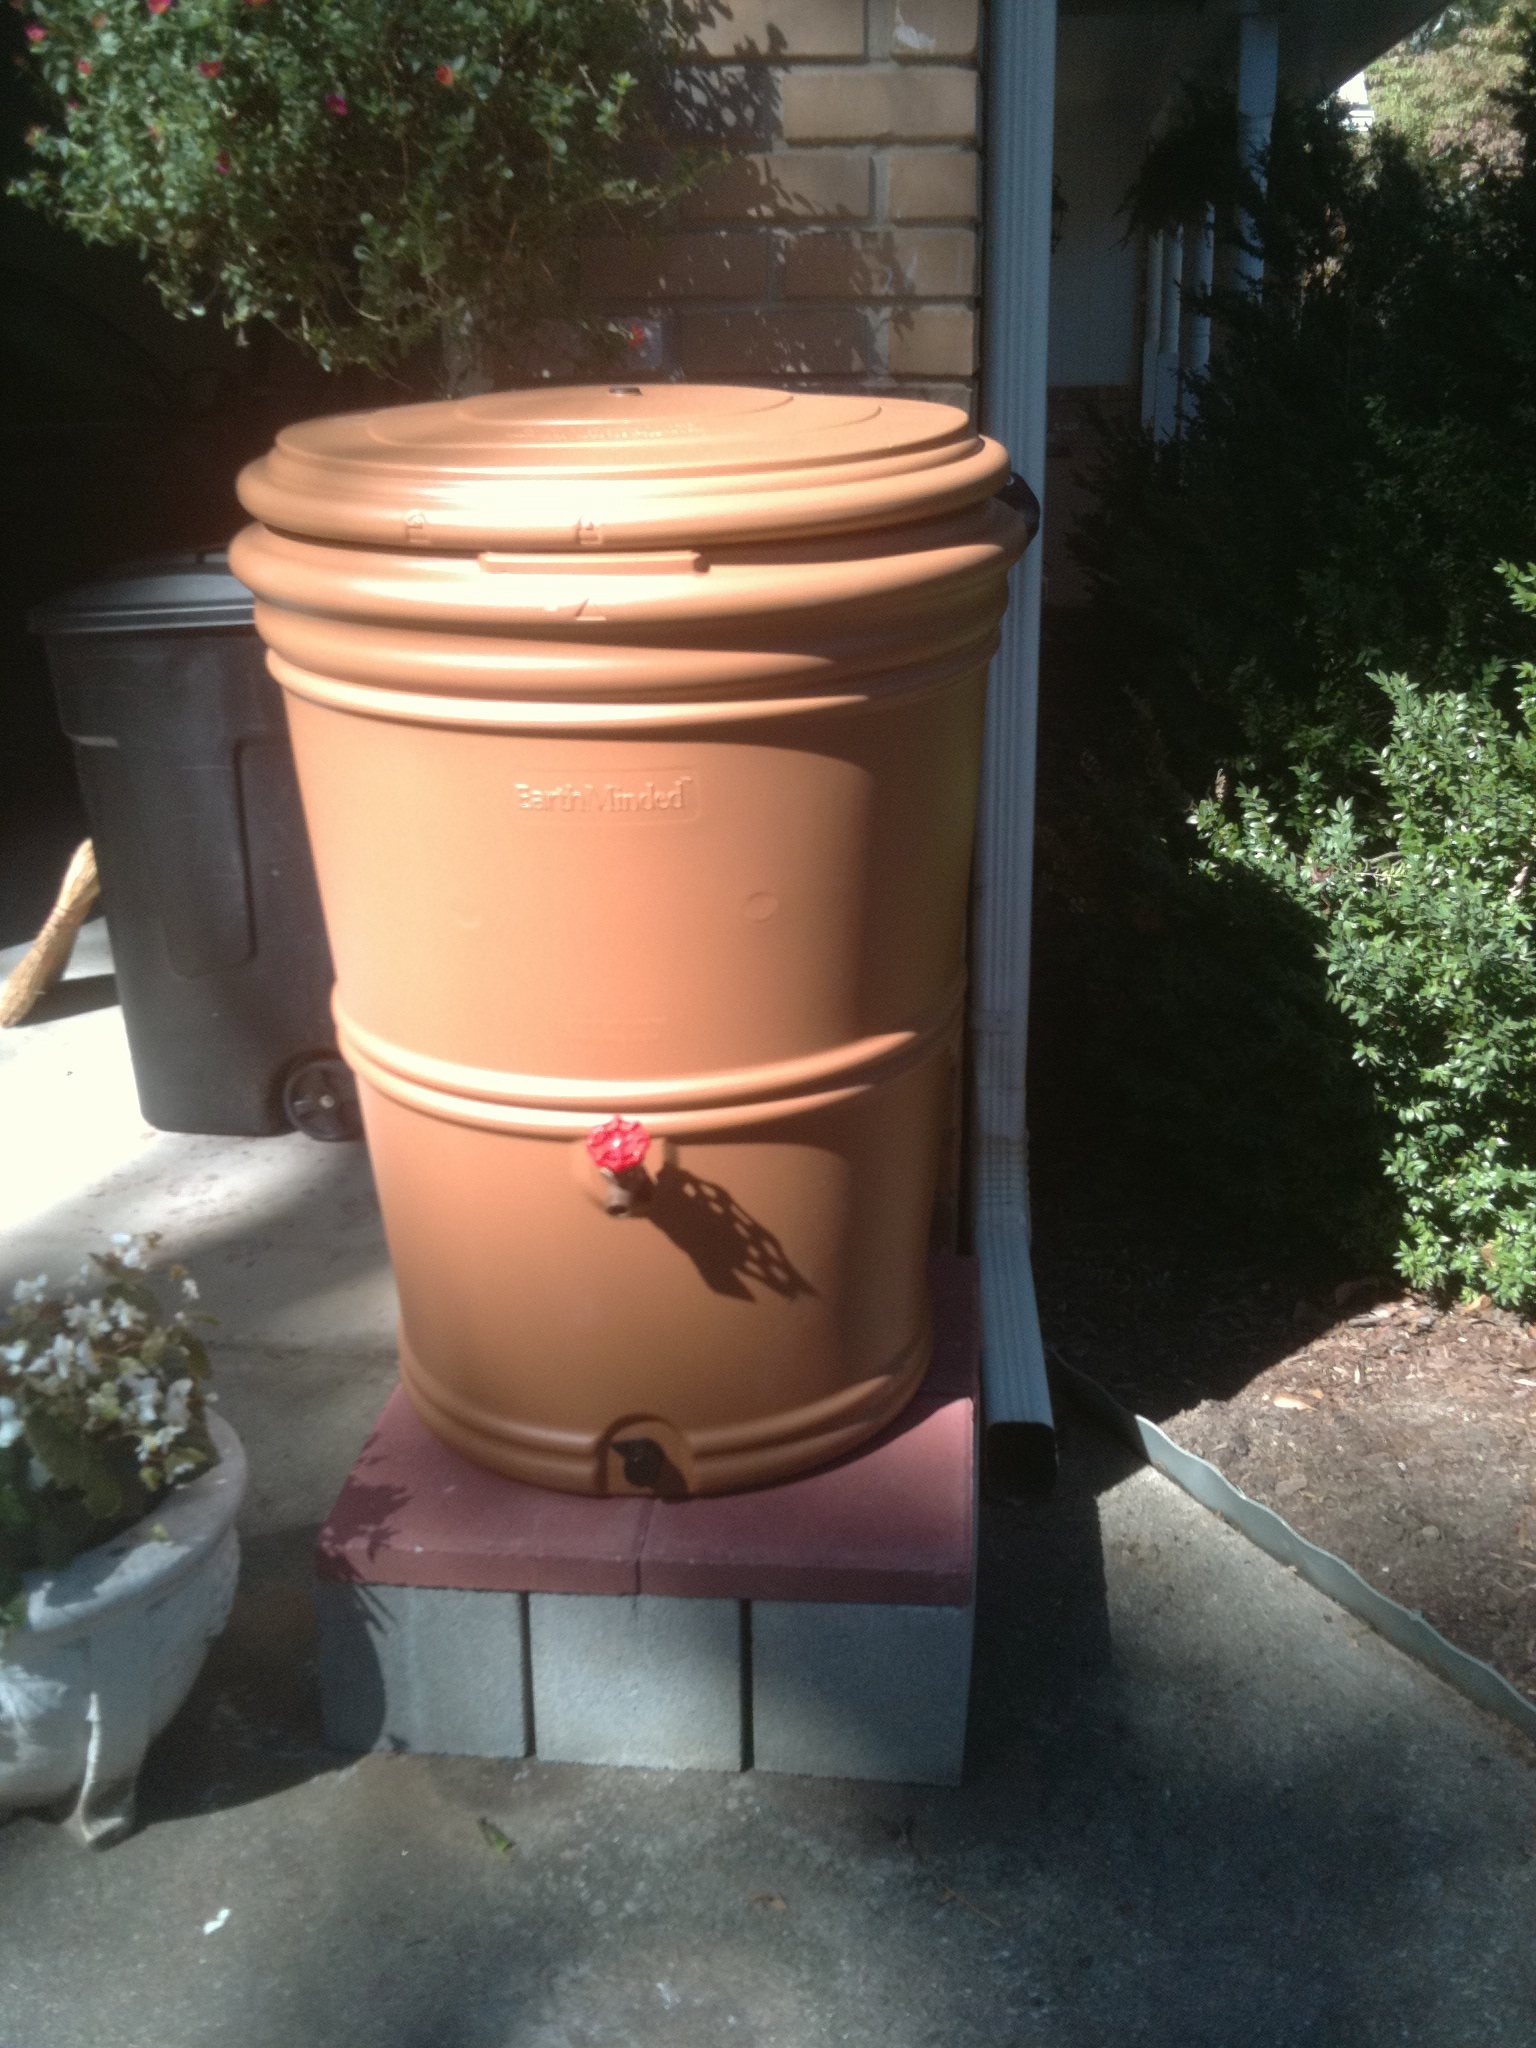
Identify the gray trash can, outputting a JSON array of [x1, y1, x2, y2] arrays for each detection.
[[31, 551, 357, 1139]]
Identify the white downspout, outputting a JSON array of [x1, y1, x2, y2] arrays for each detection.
[[975, 0, 1058, 1483], [1235, 9, 1280, 293]]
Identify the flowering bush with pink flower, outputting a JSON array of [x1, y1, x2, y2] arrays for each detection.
[[9, 0, 691, 383], [0, 1236, 218, 1632]]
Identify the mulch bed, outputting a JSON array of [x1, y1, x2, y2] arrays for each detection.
[[1036, 1249, 1536, 1710]]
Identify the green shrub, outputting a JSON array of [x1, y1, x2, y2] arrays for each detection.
[[1030, 39, 1536, 1279], [1199, 568, 1536, 1308], [1028, 621, 1396, 1275], [9, 0, 689, 384], [1076, 62, 1536, 833]]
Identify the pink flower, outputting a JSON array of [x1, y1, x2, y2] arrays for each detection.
[[146, 0, 173, 13], [586, 1117, 651, 1177], [434, 63, 453, 86], [75, 56, 91, 74], [215, 149, 231, 174], [323, 90, 347, 116], [197, 58, 221, 78], [24, 23, 46, 42]]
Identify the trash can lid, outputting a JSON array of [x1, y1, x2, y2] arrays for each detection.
[[29, 551, 254, 637], [236, 384, 1011, 553]]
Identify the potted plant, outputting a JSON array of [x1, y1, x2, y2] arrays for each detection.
[[9, 0, 694, 391], [0, 1235, 245, 1846]]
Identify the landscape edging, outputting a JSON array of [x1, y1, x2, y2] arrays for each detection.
[[1049, 1351, 1536, 1746]]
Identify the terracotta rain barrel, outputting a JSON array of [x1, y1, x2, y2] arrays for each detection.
[[231, 384, 1032, 1496]]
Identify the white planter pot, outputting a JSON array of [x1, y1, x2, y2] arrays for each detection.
[[0, 1413, 245, 1845]]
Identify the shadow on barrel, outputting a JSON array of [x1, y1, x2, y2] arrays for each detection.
[[644, 1162, 817, 1303]]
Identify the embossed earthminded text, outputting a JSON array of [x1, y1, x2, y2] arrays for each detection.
[[513, 774, 698, 818]]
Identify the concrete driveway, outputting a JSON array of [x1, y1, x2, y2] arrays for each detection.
[[2, 941, 1533, 2046]]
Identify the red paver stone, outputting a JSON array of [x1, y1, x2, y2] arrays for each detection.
[[639, 1390, 975, 1607], [315, 1389, 651, 1595], [315, 1253, 979, 1604]]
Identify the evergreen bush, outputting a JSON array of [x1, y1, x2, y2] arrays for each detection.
[[1034, 25, 1536, 1282], [1200, 569, 1536, 1308]]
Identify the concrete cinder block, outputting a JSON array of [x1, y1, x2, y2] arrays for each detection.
[[751, 1599, 974, 1785], [314, 1581, 530, 1759], [530, 1594, 745, 1771]]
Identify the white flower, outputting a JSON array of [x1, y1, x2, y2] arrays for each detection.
[[110, 1233, 151, 1271], [49, 1335, 75, 1369], [135, 1425, 183, 1464], [64, 1298, 112, 1338], [163, 1377, 193, 1430], [110, 1298, 146, 1332], [0, 1397, 22, 1450], [119, 1373, 160, 1426], [11, 1275, 48, 1305], [73, 1339, 98, 1377], [1, 1340, 28, 1367], [180, 1276, 200, 1303]]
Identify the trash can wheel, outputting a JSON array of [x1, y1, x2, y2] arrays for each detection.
[[280, 1053, 362, 1142]]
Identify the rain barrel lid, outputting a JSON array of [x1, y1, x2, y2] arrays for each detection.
[[29, 550, 254, 637], [235, 383, 1012, 552]]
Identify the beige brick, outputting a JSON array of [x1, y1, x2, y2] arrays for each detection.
[[681, 149, 873, 223], [886, 305, 977, 377], [675, 306, 870, 378], [686, 0, 865, 60], [671, 65, 776, 146], [781, 66, 978, 144], [890, 0, 979, 62], [583, 232, 771, 304], [784, 228, 975, 300], [887, 148, 979, 222]]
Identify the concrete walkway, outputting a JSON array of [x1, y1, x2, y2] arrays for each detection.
[[3, 948, 1534, 2046]]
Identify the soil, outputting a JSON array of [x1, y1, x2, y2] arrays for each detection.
[[1035, 1248, 1536, 1710]]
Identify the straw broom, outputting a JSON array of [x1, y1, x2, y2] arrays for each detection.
[[0, 839, 100, 1027]]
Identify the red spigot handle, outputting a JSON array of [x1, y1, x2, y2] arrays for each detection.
[[586, 1116, 651, 1176]]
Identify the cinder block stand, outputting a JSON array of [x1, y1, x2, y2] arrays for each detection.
[[315, 1257, 980, 1785]]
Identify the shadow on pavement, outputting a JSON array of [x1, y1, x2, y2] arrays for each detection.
[[57, 1402, 1526, 2048]]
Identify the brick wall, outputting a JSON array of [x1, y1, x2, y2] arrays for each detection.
[[584, 1, 983, 416]]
